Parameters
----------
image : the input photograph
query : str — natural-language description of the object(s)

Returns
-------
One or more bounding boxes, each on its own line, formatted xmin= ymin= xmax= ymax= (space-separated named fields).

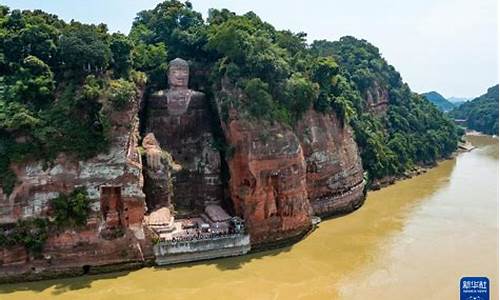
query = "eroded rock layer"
xmin=296 ymin=109 xmax=365 ymax=217
xmin=365 ymin=81 xmax=389 ymax=115
xmin=215 ymin=86 xmax=365 ymax=245
xmin=0 ymin=91 xmax=152 ymax=279
xmin=222 ymin=119 xmax=312 ymax=245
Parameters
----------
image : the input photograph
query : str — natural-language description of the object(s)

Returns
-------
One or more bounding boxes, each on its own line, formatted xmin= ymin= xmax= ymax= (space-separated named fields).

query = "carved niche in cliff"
xmin=100 ymin=186 xmax=123 ymax=228
xmin=145 ymin=58 xmax=223 ymax=216
xmin=142 ymin=133 xmax=178 ymax=211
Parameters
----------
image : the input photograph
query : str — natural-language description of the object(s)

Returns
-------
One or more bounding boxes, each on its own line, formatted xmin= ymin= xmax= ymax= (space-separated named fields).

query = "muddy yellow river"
xmin=1 ymin=135 xmax=498 ymax=300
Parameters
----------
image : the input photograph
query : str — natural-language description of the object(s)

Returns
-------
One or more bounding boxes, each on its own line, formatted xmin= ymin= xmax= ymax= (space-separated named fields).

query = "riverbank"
xmin=0 ymin=135 xmax=484 ymax=284
xmin=0 ymin=260 xmax=151 ymax=285
xmin=370 ymin=132 xmax=482 ymax=190
xmin=1 ymin=135 xmax=496 ymax=299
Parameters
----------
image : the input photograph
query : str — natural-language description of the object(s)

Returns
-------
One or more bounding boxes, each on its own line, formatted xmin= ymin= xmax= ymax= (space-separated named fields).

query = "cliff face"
xmin=296 ymin=109 xmax=365 ymax=217
xmin=0 ymin=65 xmax=368 ymax=279
xmin=365 ymin=81 xmax=389 ymax=115
xmin=0 ymin=90 xmax=152 ymax=279
xmin=223 ymin=118 xmax=312 ymax=245
xmin=215 ymin=85 xmax=365 ymax=246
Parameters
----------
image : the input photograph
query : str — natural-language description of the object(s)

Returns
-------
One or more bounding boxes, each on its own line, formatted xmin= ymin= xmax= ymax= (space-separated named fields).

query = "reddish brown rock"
xmin=1 ymin=246 xmax=28 ymax=266
xmin=223 ymin=118 xmax=312 ymax=245
xmin=0 ymin=86 xmax=152 ymax=277
xmin=365 ymin=81 xmax=389 ymax=115
xmin=296 ymin=109 xmax=365 ymax=217
xmin=215 ymin=82 xmax=365 ymax=243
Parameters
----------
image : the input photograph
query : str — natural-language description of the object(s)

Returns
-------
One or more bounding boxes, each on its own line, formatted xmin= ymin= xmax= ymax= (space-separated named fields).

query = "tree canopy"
xmin=0 ymin=6 xmax=140 ymax=194
xmin=310 ymin=37 xmax=461 ymax=179
xmin=0 ymin=1 xmax=463 ymax=193
xmin=449 ymin=85 xmax=499 ymax=135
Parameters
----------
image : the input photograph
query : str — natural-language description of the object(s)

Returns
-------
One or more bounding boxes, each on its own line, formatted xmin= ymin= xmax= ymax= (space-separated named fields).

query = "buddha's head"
xmin=168 ymin=58 xmax=189 ymax=88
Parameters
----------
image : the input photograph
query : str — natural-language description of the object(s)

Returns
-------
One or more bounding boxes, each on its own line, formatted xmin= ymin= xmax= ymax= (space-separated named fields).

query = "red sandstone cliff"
xmin=296 ymin=109 xmax=365 ymax=217
xmin=365 ymin=81 xmax=390 ymax=115
xmin=215 ymin=84 xmax=365 ymax=246
xmin=0 ymin=88 xmax=152 ymax=281
xmin=223 ymin=118 xmax=312 ymax=245
xmin=0 ymin=69 xmax=368 ymax=280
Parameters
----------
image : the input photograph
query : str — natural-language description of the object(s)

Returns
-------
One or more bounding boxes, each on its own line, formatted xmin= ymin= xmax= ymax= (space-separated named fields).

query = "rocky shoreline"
xmin=0 ymin=156 xmax=455 ymax=285
xmin=1 ymin=137 xmax=475 ymax=285
xmin=370 ymin=133 xmax=479 ymax=191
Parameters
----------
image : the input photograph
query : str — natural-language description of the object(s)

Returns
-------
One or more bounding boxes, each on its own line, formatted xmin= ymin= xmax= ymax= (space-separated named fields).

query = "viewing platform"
xmin=150 ymin=205 xmax=251 ymax=265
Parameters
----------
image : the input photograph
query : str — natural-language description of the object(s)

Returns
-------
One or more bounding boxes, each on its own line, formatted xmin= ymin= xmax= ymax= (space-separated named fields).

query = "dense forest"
xmin=449 ymin=85 xmax=499 ymax=135
xmin=0 ymin=6 xmax=144 ymax=194
xmin=422 ymin=91 xmax=456 ymax=112
xmin=0 ymin=1 xmax=462 ymax=193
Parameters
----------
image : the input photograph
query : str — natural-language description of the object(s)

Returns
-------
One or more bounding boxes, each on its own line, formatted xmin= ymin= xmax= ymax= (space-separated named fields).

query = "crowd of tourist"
xmin=163 ymin=226 xmax=241 ymax=244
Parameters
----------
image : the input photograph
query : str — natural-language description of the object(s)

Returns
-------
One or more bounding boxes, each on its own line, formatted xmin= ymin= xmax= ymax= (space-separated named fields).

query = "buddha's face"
xmin=168 ymin=66 xmax=189 ymax=88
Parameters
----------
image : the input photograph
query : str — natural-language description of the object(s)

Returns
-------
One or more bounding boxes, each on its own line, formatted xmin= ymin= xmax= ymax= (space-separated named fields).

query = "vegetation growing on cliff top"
xmin=131 ymin=1 xmax=461 ymax=181
xmin=1 ymin=1 xmax=462 ymax=192
xmin=310 ymin=37 xmax=461 ymax=178
xmin=0 ymin=7 xmax=141 ymax=194
xmin=449 ymin=85 xmax=499 ymax=135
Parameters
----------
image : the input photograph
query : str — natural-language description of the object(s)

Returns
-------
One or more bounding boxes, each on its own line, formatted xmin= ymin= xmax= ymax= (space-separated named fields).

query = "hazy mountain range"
xmin=447 ymin=96 xmax=471 ymax=107
xmin=421 ymin=91 xmax=465 ymax=112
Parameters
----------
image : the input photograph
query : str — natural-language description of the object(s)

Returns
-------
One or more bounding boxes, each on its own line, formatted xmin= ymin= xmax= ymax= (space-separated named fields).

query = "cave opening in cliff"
xmin=82 ymin=265 xmax=90 ymax=274
xmin=100 ymin=186 xmax=123 ymax=227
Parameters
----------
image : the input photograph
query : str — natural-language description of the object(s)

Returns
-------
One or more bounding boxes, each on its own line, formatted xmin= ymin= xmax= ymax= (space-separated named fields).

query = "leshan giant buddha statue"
xmin=145 ymin=58 xmax=223 ymax=217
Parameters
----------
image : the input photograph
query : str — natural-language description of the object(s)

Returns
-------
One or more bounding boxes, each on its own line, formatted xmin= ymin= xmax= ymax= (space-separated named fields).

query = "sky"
xmin=3 ymin=0 xmax=498 ymax=98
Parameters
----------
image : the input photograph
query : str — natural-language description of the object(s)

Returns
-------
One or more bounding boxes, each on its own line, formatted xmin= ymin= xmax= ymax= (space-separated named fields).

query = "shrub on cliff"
xmin=242 ymin=78 xmax=274 ymax=119
xmin=0 ymin=218 xmax=49 ymax=256
xmin=50 ymin=187 xmax=90 ymax=228
xmin=282 ymin=73 xmax=319 ymax=122
xmin=107 ymin=79 xmax=137 ymax=109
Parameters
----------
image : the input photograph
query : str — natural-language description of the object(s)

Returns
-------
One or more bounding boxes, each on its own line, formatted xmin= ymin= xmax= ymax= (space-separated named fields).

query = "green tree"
xmin=59 ymin=23 xmax=111 ymax=73
xmin=282 ymin=73 xmax=318 ymax=121
xmin=50 ymin=187 xmax=90 ymax=227
xmin=107 ymin=79 xmax=137 ymax=109
xmin=110 ymin=33 xmax=133 ymax=77
xmin=243 ymin=78 xmax=275 ymax=119
xmin=130 ymin=0 xmax=206 ymax=60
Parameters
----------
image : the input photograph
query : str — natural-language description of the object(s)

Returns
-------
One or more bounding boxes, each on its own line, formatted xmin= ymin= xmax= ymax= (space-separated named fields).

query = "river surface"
xmin=1 ymin=135 xmax=498 ymax=300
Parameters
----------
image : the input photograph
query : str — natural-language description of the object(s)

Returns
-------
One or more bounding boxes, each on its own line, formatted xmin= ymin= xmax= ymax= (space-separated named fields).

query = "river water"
xmin=1 ymin=135 xmax=498 ymax=300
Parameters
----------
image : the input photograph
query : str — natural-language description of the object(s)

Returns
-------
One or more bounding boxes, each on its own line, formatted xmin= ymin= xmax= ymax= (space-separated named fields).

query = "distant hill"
xmin=449 ymin=85 xmax=499 ymax=135
xmin=448 ymin=96 xmax=471 ymax=106
xmin=422 ymin=91 xmax=456 ymax=112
